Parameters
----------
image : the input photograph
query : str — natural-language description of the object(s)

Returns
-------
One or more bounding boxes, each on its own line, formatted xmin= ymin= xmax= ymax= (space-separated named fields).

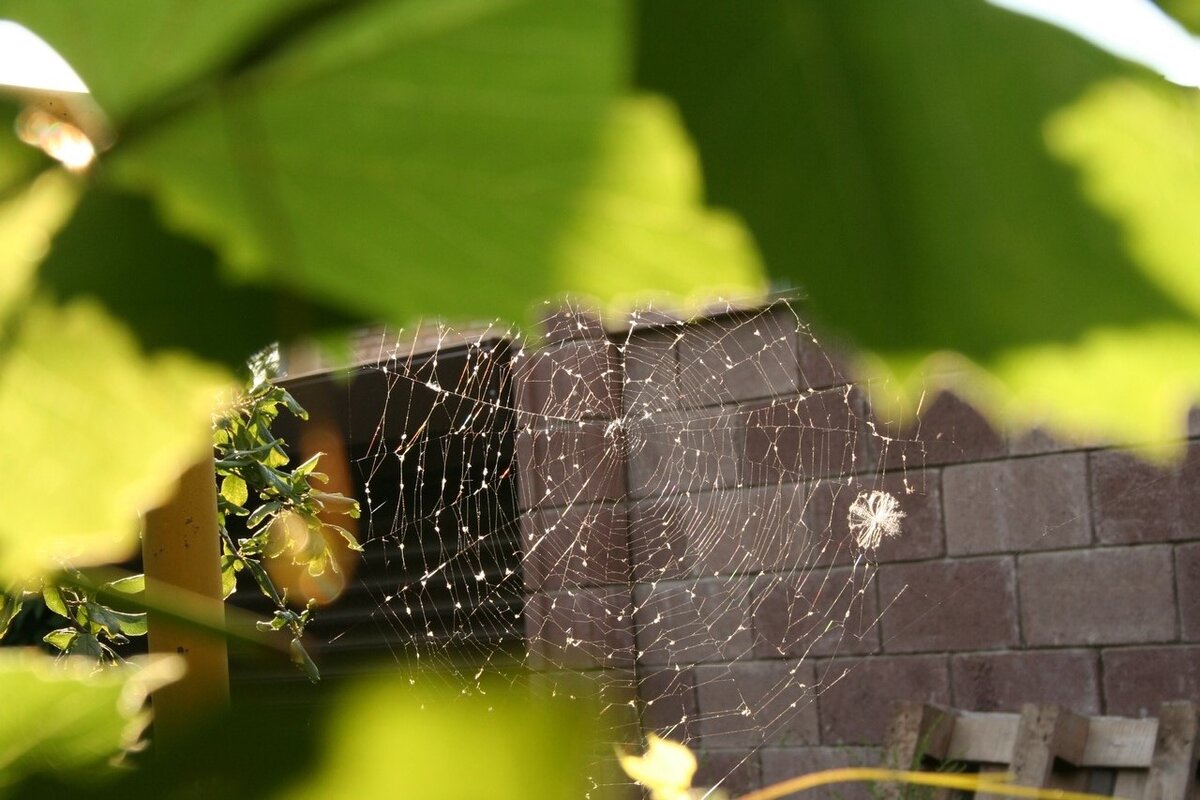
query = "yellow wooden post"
xmin=142 ymin=449 xmax=229 ymax=743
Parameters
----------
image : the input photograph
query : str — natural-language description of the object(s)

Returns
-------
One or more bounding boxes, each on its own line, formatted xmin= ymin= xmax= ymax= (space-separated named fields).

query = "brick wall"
xmin=512 ymin=304 xmax=1200 ymax=796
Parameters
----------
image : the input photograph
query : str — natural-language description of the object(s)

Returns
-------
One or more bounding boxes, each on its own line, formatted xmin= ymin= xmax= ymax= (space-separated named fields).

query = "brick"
xmin=621 ymin=328 xmax=679 ymax=418
xmin=1009 ymin=427 xmax=1101 ymax=456
xmin=753 ymin=567 xmax=881 ymax=658
xmin=628 ymin=484 xmax=809 ymax=581
xmin=694 ymin=660 xmax=819 ymax=747
xmin=760 ymin=747 xmax=881 ymax=800
xmin=878 ymin=557 xmax=1019 ymax=653
xmin=950 ymin=650 xmax=1101 ymax=714
xmin=678 ymin=306 xmax=801 ymax=407
xmin=742 ymin=389 xmax=874 ymax=484
xmin=638 ymin=666 xmax=699 ymax=741
xmin=943 ymin=454 xmax=1091 ymax=555
xmin=514 ymin=429 xmax=540 ymax=511
xmin=529 ymin=422 xmax=626 ymax=508
xmin=1019 ymin=547 xmax=1176 ymax=646
xmin=521 ymin=505 xmax=629 ymax=592
xmin=537 ymin=304 xmax=606 ymax=343
xmin=815 ymin=655 xmax=950 ymax=745
xmin=626 ymin=408 xmax=744 ymax=499
xmin=524 ymin=587 xmax=634 ymax=671
xmin=797 ymin=327 xmax=852 ymax=392
xmin=633 ymin=578 xmax=754 ymax=666
xmin=804 ymin=470 xmax=945 ymax=566
xmin=694 ymin=749 xmax=761 ymax=798
xmin=883 ymin=391 xmax=1006 ymax=470
xmin=510 ymin=347 xmax=551 ymax=422
xmin=1091 ymin=444 xmax=1200 ymax=544
xmin=1176 ymin=543 xmax=1200 ymax=641
xmin=1102 ymin=645 xmax=1200 ymax=717
xmin=539 ymin=338 xmax=622 ymax=419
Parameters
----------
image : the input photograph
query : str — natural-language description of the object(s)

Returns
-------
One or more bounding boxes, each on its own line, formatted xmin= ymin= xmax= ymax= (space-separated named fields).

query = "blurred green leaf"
xmin=636 ymin=0 xmax=1200 ymax=446
xmin=0 ymin=1 xmax=314 ymax=121
xmin=552 ymin=94 xmax=764 ymax=309
xmin=36 ymin=188 xmax=358 ymax=369
xmin=102 ymin=0 xmax=635 ymax=326
xmin=278 ymin=679 xmax=596 ymax=800
xmin=0 ymin=300 xmax=227 ymax=582
xmin=0 ymin=650 xmax=180 ymax=787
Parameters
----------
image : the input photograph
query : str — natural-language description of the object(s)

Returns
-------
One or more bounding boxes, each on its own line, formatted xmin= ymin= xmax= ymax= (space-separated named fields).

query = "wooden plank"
xmin=880 ymin=703 xmax=956 ymax=800
xmin=1113 ymin=769 xmax=1148 ymax=800
xmin=946 ymin=712 xmax=1020 ymax=764
xmin=1143 ymin=701 xmax=1198 ymax=800
xmin=1082 ymin=717 xmax=1159 ymax=768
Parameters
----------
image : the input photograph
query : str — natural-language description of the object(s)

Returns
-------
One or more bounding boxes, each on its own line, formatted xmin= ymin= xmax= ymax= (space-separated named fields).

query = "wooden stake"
xmin=142 ymin=449 xmax=229 ymax=744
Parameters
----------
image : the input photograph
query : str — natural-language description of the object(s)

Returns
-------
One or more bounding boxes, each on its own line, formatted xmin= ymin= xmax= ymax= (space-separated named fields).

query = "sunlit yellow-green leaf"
xmin=0 ymin=170 xmax=79 ymax=318
xmin=0 ymin=650 xmax=182 ymax=787
xmin=554 ymin=95 xmax=765 ymax=314
xmin=0 ymin=300 xmax=228 ymax=582
xmin=279 ymin=678 xmax=595 ymax=800
xmin=616 ymin=734 xmax=697 ymax=800
xmin=1045 ymin=78 xmax=1200 ymax=318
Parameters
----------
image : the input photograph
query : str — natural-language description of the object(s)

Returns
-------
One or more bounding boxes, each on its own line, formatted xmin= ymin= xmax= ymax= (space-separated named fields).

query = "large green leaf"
xmin=36 ymin=188 xmax=357 ymax=367
xmin=103 ymin=0 xmax=632 ymax=326
xmin=5 ymin=675 xmax=601 ymax=799
xmin=0 ymin=1 xmax=312 ymax=120
xmin=0 ymin=299 xmax=227 ymax=582
xmin=0 ymin=651 xmax=180 ymax=788
xmin=635 ymin=0 xmax=1200 ymax=446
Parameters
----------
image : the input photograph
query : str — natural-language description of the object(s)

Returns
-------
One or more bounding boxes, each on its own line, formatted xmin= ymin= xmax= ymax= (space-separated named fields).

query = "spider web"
xmin=268 ymin=298 xmax=920 ymax=797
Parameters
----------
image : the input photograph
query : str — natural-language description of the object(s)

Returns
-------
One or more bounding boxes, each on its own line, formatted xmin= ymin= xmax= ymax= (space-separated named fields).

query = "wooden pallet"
xmin=881 ymin=701 xmax=1198 ymax=800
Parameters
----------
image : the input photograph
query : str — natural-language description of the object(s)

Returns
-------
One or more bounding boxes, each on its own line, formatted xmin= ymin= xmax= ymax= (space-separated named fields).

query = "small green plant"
xmin=213 ymin=348 xmax=360 ymax=681
xmin=0 ymin=348 xmax=360 ymax=681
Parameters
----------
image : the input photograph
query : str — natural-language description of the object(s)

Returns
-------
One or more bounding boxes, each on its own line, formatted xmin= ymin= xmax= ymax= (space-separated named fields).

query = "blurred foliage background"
xmin=0 ymin=0 xmax=1198 ymax=796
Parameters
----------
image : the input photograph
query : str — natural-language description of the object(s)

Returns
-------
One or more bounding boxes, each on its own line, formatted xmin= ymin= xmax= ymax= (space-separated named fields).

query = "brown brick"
xmin=1103 ymin=645 xmax=1200 ymax=716
xmin=883 ymin=391 xmax=1006 ymax=470
xmin=950 ymin=650 xmax=1101 ymax=714
xmin=633 ymin=578 xmax=754 ymax=666
xmin=529 ymin=422 xmax=626 ymax=508
xmin=1009 ymin=427 xmax=1102 ymax=456
xmin=694 ymin=660 xmax=819 ymax=747
xmin=538 ymin=338 xmax=622 ymax=420
xmin=753 ymin=567 xmax=881 ymax=658
xmin=621 ymin=328 xmax=679 ymax=419
xmin=626 ymin=408 xmax=744 ymax=499
xmin=678 ymin=306 xmax=801 ymax=407
xmin=760 ymin=747 xmax=881 ymax=800
xmin=638 ymin=666 xmax=699 ymax=741
xmin=1019 ymin=547 xmax=1176 ymax=646
xmin=743 ymin=389 xmax=874 ymax=484
xmin=797 ymin=327 xmax=852 ymax=392
xmin=628 ymin=484 xmax=809 ymax=582
xmin=525 ymin=587 xmax=634 ymax=671
xmin=537 ymin=304 xmax=605 ymax=343
xmin=514 ymin=428 xmax=540 ymax=511
xmin=805 ymin=470 xmax=945 ymax=566
xmin=815 ymin=655 xmax=950 ymax=744
xmin=878 ymin=557 xmax=1019 ymax=653
xmin=1176 ymin=543 xmax=1200 ymax=641
xmin=521 ymin=505 xmax=629 ymax=592
xmin=943 ymin=454 xmax=1091 ymax=555
xmin=1091 ymin=444 xmax=1200 ymax=544
xmin=694 ymin=749 xmax=761 ymax=798
xmin=510 ymin=347 xmax=551 ymax=422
